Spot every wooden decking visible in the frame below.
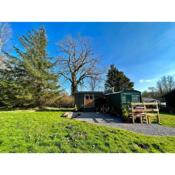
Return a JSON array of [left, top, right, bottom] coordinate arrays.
[[129, 102, 160, 124]]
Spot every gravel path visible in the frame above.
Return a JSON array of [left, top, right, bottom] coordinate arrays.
[[72, 112, 175, 136]]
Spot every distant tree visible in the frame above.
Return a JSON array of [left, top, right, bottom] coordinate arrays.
[[89, 74, 102, 91], [0, 23, 12, 52], [0, 23, 12, 69], [142, 91, 150, 98], [1, 28, 61, 108], [105, 65, 134, 92], [142, 87, 158, 98], [56, 35, 100, 95], [164, 89, 175, 110], [157, 75, 175, 96], [142, 76, 175, 100]]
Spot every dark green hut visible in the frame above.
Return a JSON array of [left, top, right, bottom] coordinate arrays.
[[105, 90, 142, 114], [75, 91, 104, 111], [75, 90, 142, 113]]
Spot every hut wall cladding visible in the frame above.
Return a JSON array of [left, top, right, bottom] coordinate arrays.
[[105, 90, 142, 114], [75, 90, 141, 112], [75, 93, 85, 109], [75, 92, 104, 110]]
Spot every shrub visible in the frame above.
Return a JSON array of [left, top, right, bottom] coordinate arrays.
[[121, 106, 129, 121], [35, 92, 61, 108], [165, 89, 175, 110], [57, 94, 74, 108]]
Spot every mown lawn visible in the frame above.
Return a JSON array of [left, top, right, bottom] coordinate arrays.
[[0, 111, 174, 153], [150, 113, 175, 128], [159, 113, 175, 128]]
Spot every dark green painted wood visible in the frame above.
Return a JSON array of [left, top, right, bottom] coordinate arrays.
[[75, 90, 141, 113], [105, 90, 141, 114]]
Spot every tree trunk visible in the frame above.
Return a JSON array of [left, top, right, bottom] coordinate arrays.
[[71, 82, 78, 96], [35, 82, 43, 109], [71, 73, 78, 96]]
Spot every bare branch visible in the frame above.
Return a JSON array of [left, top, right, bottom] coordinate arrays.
[[0, 23, 12, 52], [56, 35, 101, 95]]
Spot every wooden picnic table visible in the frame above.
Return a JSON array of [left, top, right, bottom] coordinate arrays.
[[129, 102, 160, 124]]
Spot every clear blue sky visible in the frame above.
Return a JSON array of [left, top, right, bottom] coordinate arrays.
[[7, 22, 175, 93]]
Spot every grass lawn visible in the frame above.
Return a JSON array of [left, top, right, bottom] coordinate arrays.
[[159, 113, 175, 128], [0, 111, 174, 153], [150, 113, 175, 128]]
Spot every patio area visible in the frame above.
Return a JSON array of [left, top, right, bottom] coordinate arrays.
[[71, 112, 175, 136]]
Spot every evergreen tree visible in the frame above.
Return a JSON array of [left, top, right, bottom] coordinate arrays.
[[0, 55, 28, 108], [105, 65, 134, 92], [1, 28, 61, 108]]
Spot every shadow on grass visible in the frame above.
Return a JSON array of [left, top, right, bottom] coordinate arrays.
[[0, 107, 15, 111], [0, 107, 75, 112], [36, 108, 75, 112]]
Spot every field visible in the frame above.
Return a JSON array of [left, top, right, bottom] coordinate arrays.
[[0, 111, 174, 153]]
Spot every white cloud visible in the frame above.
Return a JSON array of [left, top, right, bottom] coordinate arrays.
[[139, 79, 155, 83]]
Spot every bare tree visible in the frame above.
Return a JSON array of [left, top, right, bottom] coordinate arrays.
[[157, 75, 175, 96], [89, 74, 103, 91], [142, 87, 158, 98], [0, 23, 12, 69], [0, 23, 12, 52], [56, 35, 101, 95]]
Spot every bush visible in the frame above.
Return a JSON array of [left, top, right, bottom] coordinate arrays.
[[57, 95, 74, 108], [165, 89, 175, 110], [37, 92, 74, 108], [121, 106, 129, 121]]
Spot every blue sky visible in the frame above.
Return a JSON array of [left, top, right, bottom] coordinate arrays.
[[6, 22, 175, 93]]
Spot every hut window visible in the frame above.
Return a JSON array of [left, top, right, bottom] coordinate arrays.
[[122, 95, 126, 103], [85, 95, 89, 100], [132, 95, 140, 102], [89, 95, 93, 100]]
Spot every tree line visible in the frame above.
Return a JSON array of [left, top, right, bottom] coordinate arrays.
[[142, 75, 175, 99], [0, 23, 134, 108]]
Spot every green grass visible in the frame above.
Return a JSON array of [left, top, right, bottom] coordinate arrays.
[[0, 111, 174, 153], [151, 112, 175, 128], [159, 113, 175, 128]]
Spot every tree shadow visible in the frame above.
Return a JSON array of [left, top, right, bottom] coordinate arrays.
[[0, 107, 75, 112], [36, 108, 75, 112]]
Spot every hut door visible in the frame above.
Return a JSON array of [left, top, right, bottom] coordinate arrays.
[[84, 94, 94, 108]]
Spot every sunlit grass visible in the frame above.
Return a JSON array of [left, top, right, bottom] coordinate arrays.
[[159, 113, 175, 128], [0, 111, 174, 153], [150, 113, 175, 128]]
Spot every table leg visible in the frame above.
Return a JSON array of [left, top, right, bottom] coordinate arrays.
[[145, 115, 148, 124], [147, 116, 150, 124], [140, 116, 143, 124], [157, 114, 160, 124], [132, 116, 135, 123]]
